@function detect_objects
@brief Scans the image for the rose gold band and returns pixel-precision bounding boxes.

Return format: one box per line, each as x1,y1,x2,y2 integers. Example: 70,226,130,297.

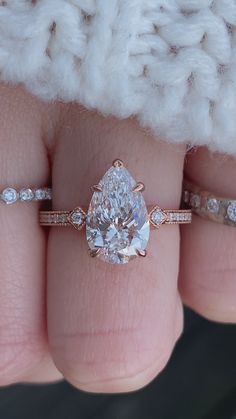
39,206,192,230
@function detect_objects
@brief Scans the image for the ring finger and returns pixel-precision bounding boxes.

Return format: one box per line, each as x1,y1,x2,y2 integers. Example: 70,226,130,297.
47,107,185,393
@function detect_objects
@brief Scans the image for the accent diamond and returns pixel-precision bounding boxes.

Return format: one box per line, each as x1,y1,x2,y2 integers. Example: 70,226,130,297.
86,165,150,264
35,189,47,200
19,188,34,201
190,193,201,209
69,208,86,230
150,208,166,227
2,188,18,204
183,190,190,204
227,202,236,222
207,198,219,214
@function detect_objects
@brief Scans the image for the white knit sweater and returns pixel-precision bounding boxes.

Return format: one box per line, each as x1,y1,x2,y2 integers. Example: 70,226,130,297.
1,0,236,154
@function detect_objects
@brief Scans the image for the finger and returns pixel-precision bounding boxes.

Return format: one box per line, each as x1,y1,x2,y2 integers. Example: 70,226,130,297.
180,147,236,323
48,108,185,393
0,85,59,385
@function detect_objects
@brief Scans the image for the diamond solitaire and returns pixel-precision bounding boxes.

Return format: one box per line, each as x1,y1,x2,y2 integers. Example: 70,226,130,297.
40,160,192,264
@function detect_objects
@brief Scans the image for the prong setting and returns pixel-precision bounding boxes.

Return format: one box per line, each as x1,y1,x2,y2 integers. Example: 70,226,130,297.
91,184,103,192
137,249,147,257
89,248,101,258
132,182,145,192
112,159,124,168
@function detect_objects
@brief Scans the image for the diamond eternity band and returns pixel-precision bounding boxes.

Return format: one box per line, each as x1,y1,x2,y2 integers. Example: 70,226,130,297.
183,179,236,227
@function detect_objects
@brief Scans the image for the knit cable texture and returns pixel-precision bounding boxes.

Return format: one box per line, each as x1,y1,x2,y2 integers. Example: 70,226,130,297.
1,0,236,154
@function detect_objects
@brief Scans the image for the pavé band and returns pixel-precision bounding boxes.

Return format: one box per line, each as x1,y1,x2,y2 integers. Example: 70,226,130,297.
183,179,236,227
40,159,192,265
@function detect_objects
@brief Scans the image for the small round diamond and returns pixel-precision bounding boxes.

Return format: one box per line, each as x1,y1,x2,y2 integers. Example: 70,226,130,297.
19,188,34,201
227,202,236,222
151,209,166,226
70,208,86,229
207,198,219,214
35,189,46,200
44,189,52,200
190,193,201,209
58,214,67,223
2,188,18,204
71,211,84,225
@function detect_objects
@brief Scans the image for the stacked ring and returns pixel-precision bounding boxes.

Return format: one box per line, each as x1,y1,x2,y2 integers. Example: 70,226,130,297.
183,179,236,227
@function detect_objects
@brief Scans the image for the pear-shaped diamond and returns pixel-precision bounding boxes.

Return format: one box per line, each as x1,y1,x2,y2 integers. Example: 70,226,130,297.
86,164,150,264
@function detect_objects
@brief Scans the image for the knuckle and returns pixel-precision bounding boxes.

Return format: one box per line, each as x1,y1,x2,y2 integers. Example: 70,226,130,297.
52,332,174,393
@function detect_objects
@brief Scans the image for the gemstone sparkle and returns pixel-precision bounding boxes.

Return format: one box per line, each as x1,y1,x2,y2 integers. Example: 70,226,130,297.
2,188,18,204
207,198,220,214
227,202,236,222
19,188,34,201
70,208,86,230
86,165,150,264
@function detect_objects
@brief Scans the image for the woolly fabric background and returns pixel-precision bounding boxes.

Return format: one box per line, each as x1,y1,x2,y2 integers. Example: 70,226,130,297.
0,0,236,154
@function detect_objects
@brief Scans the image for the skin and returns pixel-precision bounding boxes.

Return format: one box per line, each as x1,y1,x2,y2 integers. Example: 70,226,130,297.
0,84,235,393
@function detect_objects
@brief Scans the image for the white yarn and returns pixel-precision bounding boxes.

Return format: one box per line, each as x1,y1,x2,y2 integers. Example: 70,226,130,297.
0,0,236,154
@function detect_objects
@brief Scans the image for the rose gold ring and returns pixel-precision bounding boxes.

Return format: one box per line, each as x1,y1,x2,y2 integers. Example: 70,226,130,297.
183,178,236,227
40,159,191,264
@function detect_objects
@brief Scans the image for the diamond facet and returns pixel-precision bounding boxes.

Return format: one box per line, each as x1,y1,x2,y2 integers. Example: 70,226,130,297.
227,202,236,222
86,165,150,264
2,188,18,204
19,188,34,201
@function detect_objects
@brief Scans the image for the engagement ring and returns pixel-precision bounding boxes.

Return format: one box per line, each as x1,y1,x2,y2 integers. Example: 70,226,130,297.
40,160,191,264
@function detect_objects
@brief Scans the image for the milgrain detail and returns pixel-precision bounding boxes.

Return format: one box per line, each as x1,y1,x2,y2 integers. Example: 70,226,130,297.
0,1,236,153
39,207,192,228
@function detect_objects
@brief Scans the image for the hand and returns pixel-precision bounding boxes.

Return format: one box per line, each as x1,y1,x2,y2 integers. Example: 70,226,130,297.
0,85,235,393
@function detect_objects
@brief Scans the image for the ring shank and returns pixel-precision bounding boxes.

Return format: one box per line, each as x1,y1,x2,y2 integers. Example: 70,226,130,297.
39,206,192,228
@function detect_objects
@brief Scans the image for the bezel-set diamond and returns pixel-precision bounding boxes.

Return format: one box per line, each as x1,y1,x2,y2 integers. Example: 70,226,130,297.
184,179,236,227
35,188,51,200
69,207,86,230
207,198,220,214
1,188,18,204
86,159,150,264
0,187,52,204
19,188,34,201
227,202,236,222
150,207,167,228
183,190,190,204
